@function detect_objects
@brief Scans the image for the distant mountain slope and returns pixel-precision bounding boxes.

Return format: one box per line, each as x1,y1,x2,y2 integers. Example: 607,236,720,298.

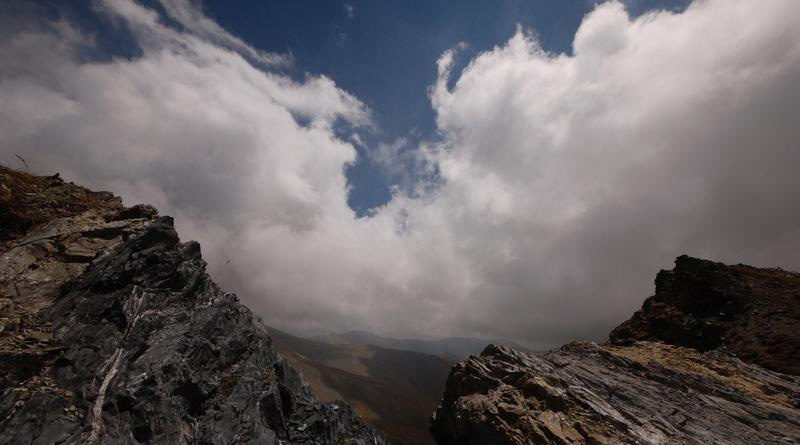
312,329,531,360
267,327,453,445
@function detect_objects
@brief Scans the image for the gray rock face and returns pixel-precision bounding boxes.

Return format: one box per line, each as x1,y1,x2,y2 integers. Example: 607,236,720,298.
0,169,386,444
0,199,151,394
431,257,800,445
431,342,800,445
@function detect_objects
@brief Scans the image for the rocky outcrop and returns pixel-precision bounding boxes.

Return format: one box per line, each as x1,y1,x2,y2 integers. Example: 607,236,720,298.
431,257,800,445
0,167,386,444
610,255,800,375
0,168,125,244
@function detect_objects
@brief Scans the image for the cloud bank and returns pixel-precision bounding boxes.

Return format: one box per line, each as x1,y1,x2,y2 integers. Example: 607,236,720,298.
1,0,799,347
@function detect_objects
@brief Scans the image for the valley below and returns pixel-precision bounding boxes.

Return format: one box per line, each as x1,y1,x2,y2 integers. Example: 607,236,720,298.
266,327,452,445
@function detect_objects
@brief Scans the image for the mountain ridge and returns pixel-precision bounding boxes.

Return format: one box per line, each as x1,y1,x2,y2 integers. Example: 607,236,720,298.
430,256,800,444
0,166,386,444
311,329,532,360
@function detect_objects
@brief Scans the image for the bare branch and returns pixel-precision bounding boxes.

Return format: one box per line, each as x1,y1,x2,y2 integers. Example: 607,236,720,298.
14,154,29,171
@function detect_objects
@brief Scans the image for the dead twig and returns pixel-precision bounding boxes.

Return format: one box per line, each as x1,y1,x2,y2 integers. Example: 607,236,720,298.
14,154,29,171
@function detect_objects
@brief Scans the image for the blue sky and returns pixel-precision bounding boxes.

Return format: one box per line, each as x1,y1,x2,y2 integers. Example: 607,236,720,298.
60,0,690,215
3,0,798,344
198,0,691,214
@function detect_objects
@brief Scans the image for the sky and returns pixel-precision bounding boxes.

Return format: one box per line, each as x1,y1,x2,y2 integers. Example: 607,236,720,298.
1,0,799,348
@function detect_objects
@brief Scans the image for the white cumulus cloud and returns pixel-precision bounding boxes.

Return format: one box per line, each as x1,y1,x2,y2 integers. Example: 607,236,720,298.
1,0,799,347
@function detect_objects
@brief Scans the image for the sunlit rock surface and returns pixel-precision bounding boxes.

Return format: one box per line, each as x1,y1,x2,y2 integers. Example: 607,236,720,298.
431,257,800,445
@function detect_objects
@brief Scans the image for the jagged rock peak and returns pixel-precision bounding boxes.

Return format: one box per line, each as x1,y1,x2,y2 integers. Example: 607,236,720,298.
431,256,800,445
0,167,386,444
610,255,800,375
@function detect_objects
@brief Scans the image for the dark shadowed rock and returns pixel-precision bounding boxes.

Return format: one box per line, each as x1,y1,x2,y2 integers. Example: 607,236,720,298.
0,168,386,444
431,257,800,445
610,255,800,375
113,204,159,221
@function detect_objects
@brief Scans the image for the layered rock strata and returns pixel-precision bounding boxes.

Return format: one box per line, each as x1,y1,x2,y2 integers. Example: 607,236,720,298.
431,257,800,445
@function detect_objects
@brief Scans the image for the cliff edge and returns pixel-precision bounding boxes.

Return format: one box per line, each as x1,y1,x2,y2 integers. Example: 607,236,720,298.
610,255,800,375
431,256,800,444
0,167,386,444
